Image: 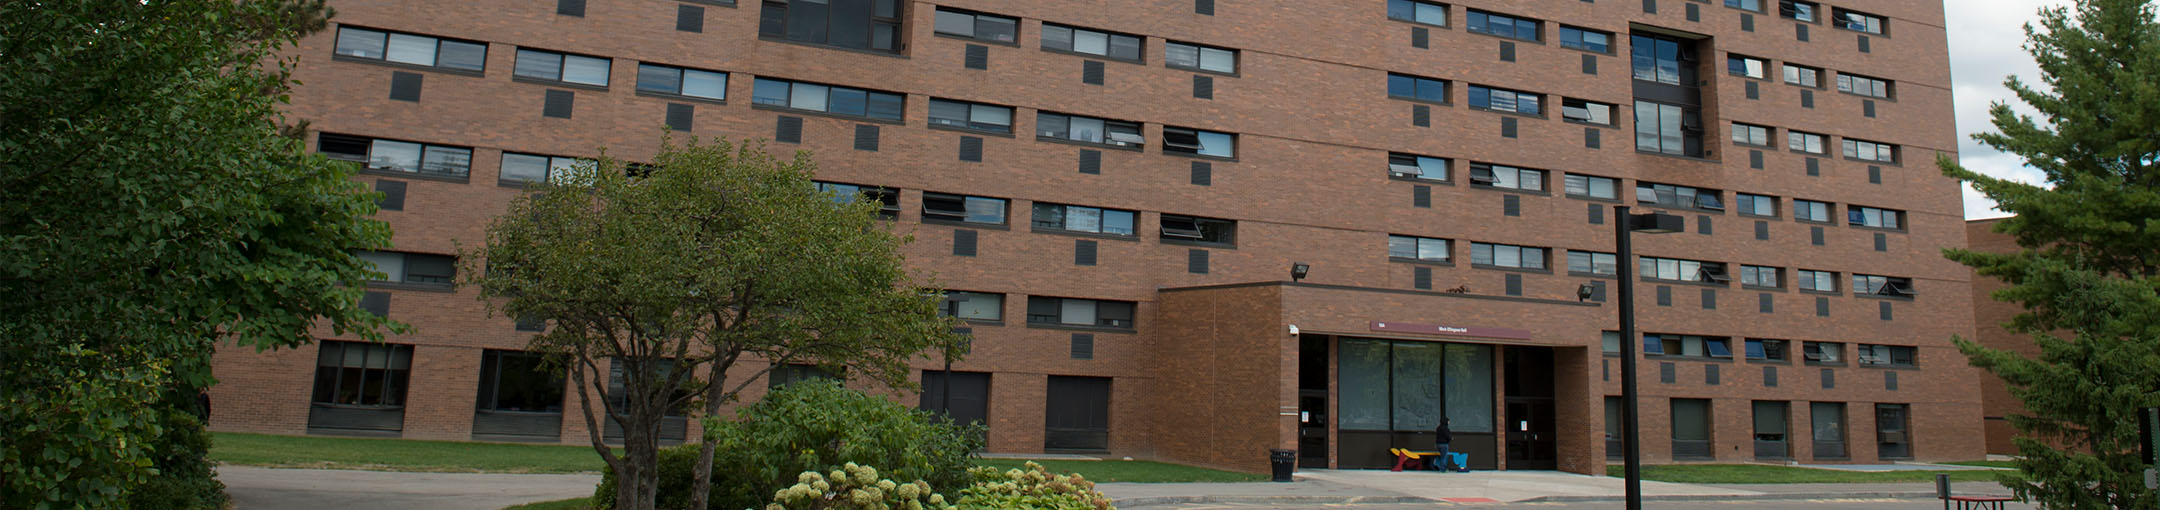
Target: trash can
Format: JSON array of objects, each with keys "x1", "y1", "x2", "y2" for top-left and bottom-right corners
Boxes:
[{"x1": 1268, "y1": 449, "x2": 1297, "y2": 482}]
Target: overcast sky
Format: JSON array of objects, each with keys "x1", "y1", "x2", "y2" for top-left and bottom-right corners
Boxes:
[{"x1": 1944, "y1": 0, "x2": 2073, "y2": 219}]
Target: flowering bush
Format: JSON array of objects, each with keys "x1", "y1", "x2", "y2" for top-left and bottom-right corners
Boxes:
[
  {"x1": 951, "y1": 462, "x2": 1114, "y2": 510},
  {"x1": 764, "y1": 462, "x2": 953, "y2": 510}
]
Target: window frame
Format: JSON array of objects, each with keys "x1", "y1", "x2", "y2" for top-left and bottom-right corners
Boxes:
[
  {"x1": 1779, "y1": 0, "x2": 1820, "y2": 22},
  {"x1": 1856, "y1": 344, "x2": 1918, "y2": 368},
  {"x1": 813, "y1": 181, "x2": 903, "y2": 219},
  {"x1": 1796, "y1": 269, "x2": 1840, "y2": 294},
  {"x1": 1467, "y1": 84, "x2": 1544, "y2": 117},
  {"x1": 1794, "y1": 199, "x2": 1836, "y2": 224},
  {"x1": 1802, "y1": 341, "x2": 1845, "y2": 366},
  {"x1": 1645, "y1": 334, "x2": 1734, "y2": 360},
  {"x1": 1031, "y1": 202, "x2": 1139, "y2": 237},
  {"x1": 1561, "y1": 98, "x2": 1617, "y2": 126},
  {"x1": 941, "y1": 290, "x2": 1006, "y2": 323},
  {"x1": 920, "y1": 192, "x2": 1008, "y2": 226},
  {"x1": 1465, "y1": 9, "x2": 1542, "y2": 42},
  {"x1": 1846, "y1": 205, "x2": 1905, "y2": 230},
  {"x1": 1564, "y1": 173, "x2": 1620, "y2": 200},
  {"x1": 1025, "y1": 296, "x2": 1137, "y2": 330},
  {"x1": 1388, "y1": 234, "x2": 1453, "y2": 264},
  {"x1": 475, "y1": 350, "x2": 567, "y2": 414},
  {"x1": 1723, "y1": 0, "x2": 1764, "y2": 12},
  {"x1": 1734, "y1": 193, "x2": 1779, "y2": 218},
  {"x1": 1164, "y1": 40, "x2": 1239, "y2": 75},
  {"x1": 1832, "y1": 7, "x2": 1888, "y2": 35},
  {"x1": 1387, "y1": 73, "x2": 1451, "y2": 105},
  {"x1": 1634, "y1": 182, "x2": 1726, "y2": 212},
  {"x1": 1035, "y1": 111, "x2": 1146, "y2": 149},
  {"x1": 931, "y1": 7, "x2": 1020, "y2": 45},
  {"x1": 1386, "y1": 0, "x2": 1450, "y2": 28},
  {"x1": 1731, "y1": 122, "x2": 1774, "y2": 148},
  {"x1": 1786, "y1": 130, "x2": 1828, "y2": 155},
  {"x1": 1040, "y1": 23, "x2": 1146, "y2": 63},
  {"x1": 312, "y1": 340, "x2": 416, "y2": 408},
  {"x1": 927, "y1": 98, "x2": 1016, "y2": 134},
  {"x1": 1835, "y1": 72, "x2": 1895, "y2": 99},
  {"x1": 1727, "y1": 54, "x2": 1768, "y2": 80},
  {"x1": 1782, "y1": 63, "x2": 1824, "y2": 88},
  {"x1": 1388, "y1": 152, "x2": 1451, "y2": 182},
  {"x1": 1567, "y1": 250, "x2": 1619, "y2": 277},
  {"x1": 634, "y1": 62, "x2": 729, "y2": 102},
  {"x1": 512, "y1": 47, "x2": 613, "y2": 88},
  {"x1": 1159, "y1": 213, "x2": 1237, "y2": 247},
  {"x1": 1637, "y1": 256, "x2": 1731, "y2": 285},
  {"x1": 758, "y1": 0, "x2": 907, "y2": 54},
  {"x1": 1469, "y1": 162, "x2": 1547, "y2": 192},
  {"x1": 1841, "y1": 138, "x2": 1900, "y2": 164},
  {"x1": 1739, "y1": 265, "x2": 1784, "y2": 289},
  {"x1": 1745, "y1": 338, "x2": 1790, "y2": 362},
  {"x1": 1558, "y1": 25, "x2": 1615, "y2": 53},
  {"x1": 750, "y1": 77, "x2": 908, "y2": 123},
  {"x1": 1161, "y1": 126, "x2": 1237, "y2": 159},
  {"x1": 331, "y1": 26, "x2": 489, "y2": 74},
  {"x1": 499, "y1": 152, "x2": 592, "y2": 186},
  {"x1": 1633, "y1": 100, "x2": 1702, "y2": 157},
  {"x1": 318, "y1": 133, "x2": 474, "y2": 182},
  {"x1": 1852, "y1": 274, "x2": 1916, "y2": 299},
  {"x1": 356, "y1": 250, "x2": 458, "y2": 290},
  {"x1": 1469, "y1": 242, "x2": 1549, "y2": 271}
]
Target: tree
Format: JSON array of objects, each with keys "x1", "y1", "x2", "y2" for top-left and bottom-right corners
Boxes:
[
  {"x1": 468, "y1": 137, "x2": 961, "y2": 510},
  {"x1": 1, "y1": 1, "x2": 398, "y2": 508},
  {"x1": 1940, "y1": 1, "x2": 2160, "y2": 508}
]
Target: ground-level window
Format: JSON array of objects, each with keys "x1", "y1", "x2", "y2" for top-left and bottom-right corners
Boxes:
[
  {"x1": 473, "y1": 350, "x2": 566, "y2": 442},
  {"x1": 1045, "y1": 376, "x2": 1111, "y2": 451},
  {"x1": 1670, "y1": 399, "x2": 1713, "y2": 459},
  {"x1": 921, "y1": 371, "x2": 991, "y2": 429},
  {"x1": 1753, "y1": 401, "x2": 1790, "y2": 459},
  {"x1": 1810, "y1": 402, "x2": 1846, "y2": 459},
  {"x1": 604, "y1": 359, "x2": 691, "y2": 443},
  {"x1": 1337, "y1": 338, "x2": 1494, "y2": 468},
  {"x1": 1875, "y1": 404, "x2": 1911, "y2": 459},
  {"x1": 309, "y1": 341, "x2": 414, "y2": 434}
]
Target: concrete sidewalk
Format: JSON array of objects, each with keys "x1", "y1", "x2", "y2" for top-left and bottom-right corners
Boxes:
[
  {"x1": 1099, "y1": 469, "x2": 2021, "y2": 508},
  {"x1": 219, "y1": 465, "x2": 600, "y2": 510}
]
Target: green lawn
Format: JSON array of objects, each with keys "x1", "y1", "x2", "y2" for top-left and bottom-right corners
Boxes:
[
  {"x1": 974, "y1": 459, "x2": 1266, "y2": 483},
  {"x1": 1606, "y1": 464, "x2": 2006, "y2": 484},
  {"x1": 504, "y1": 498, "x2": 593, "y2": 510},
  {"x1": 212, "y1": 432, "x2": 607, "y2": 473}
]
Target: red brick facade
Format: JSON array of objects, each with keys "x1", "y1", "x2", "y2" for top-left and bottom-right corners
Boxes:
[{"x1": 210, "y1": 0, "x2": 1982, "y2": 474}]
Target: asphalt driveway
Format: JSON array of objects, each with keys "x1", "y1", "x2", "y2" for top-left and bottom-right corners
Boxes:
[{"x1": 219, "y1": 466, "x2": 600, "y2": 510}]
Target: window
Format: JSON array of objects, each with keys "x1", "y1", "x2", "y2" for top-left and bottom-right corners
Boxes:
[
  {"x1": 635, "y1": 63, "x2": 728, "y2": 100},
  {"x1": 1802, "y1": 341, "x2": 1843, "y2": 364},
  {"x1": 1470, "y1": 242, "x2": 1547, "y2": 270},
  {"x1": 1388, "y1": 153, "x2": 1449, "y2": 181},
  {"x1": 921, "y1": 192, "x2": 1006, "y2": 225},
  {"x1": 1036, "y1": 112, "x2": 1145, "y2": 147},
  {"x1": 1842, "y1": 138, "x2": 1899, "y2": 163},
  {"x1": 759, "y1": 0, "x2": 905, "y2": 52},
  {"x1": 1466, "y1": 10, "x2": 1540, "y2": 42},
  {"x1": 1731, "y1": 123, "x2": 1772, "y2": 147},
  {"x1": 513, "y1": 48, "x2": 611, "y2": 87},
  {"x1": 1387, "y1": 73, "x2": 1449, "y2": 104},
  {"x1": 1639, "y1": 256, "x2": 1730, "y2": 284},
  {"x1": 813, "y1": 181, "x2": 901, "y2": 218},
  {"x1": 1857, "y1": 344, "x2": 1917, "y2": 367},
  {"x1": 1388, "y1": 235, "x2": 1451, "y2": 262},
  {"x1": 1876, "y1": 404, "x2": 1911, "y2": 459},
  {"x1": 1795, "y1": 199, "x2": 1835, "y2": 223},
  {"x1": 1786, "y1": 130, "x2": 1827, "y2": 154},
  {"x1": 319, "y1": 133, "x2": 474, "y2": 179},
  {"x1": 1852, "y1": 274, "x2": 1916, "y2": 297},
  {"x1": 1735, "y1": 193, "x2": 1777, "y2": 217},
  {"x1": 500, "y1": 153, "x2": 591, "y2": 185},
  {"x1": 1026, "y1": 297, "x2": 1136, "y2": 328},
  {"x1": 1559, "y1": 25, "x2": 1613, "y2": 53},
  {"x1": 1754, "y1": 401, "x2": 1790, "y2": 458},
  {"x1": 1727, "y1": 55, "x2": 1767, "y2": 79},
  {"x1": 1724, "y1": 0, "x2": 1763, "y2": 11},
  {"x1": 1779, "y1": 0, "x2": 1818, "y2": 22},
  {"x1": 928, "y1": 98, "x2": 1015, "y2": 133},
  {"x1": 312, "y1": 341, "x2": 414, "y2": 407},
  {"x1": 356, "y1": 251, "x2": 457, "y2": 287},
  {"x1": 1387, "y1": 0, "x2": 1448, "y2": 27},
  {"x1": 1833, "y1": 8, "x2": 1886, "y2": 35},
  {"x1": 1635, "y1": 182, "x2": 1725, "y2": 211},
  {"x1": 1633, "y1": 101, "x2": 1700, "y2": 156},
  {"x1": 1671, "y1": 398, "x2": 1712, "y2": 459},
  {"x1": 1811, "y1": 402, "x2": 1847, "y2": 459},
  {"x1": 1568, "y1": 250, "x2": 1618, "y2": 276},
  {"x1": 1836, "y1": 73, "x2": 1893, "y2": 99},
  {"x1": 1562, "y1": 98, "x2": 1616, "y2": 125},
  {"x1": 1746, "y1": 339, "x2": 1789, "y2": 361},
  {"x1": 1165, "y1": 41, "x2": 1237, "y2": 74},
  {"x1": 1604, "y1": 331, "x2": 1624, "y2": 354},
  {"x1": 1740, "y1": 265, "x2": 1783, "y2": 288},
  {"x1": 933, "y1": 7, "x2": 1017, "y2": 43},
  {"x1": 1783, "y1": 63, "x2": 1822, "y2": 87},
  {"x1": 1041, "y1": 23, "x2": 1143, "y2": 61},
  {"x1": 941, "y1": 291, "x2": 1004, "y2": 322},
  {"x1": 1162, "y1": 127, "x2": 1236, "y2": 158},
  {"x1": 1797, "y1": 269, "x2": 1838, "y2": 292},
  {"x1": 1630, "y1": 33, "x2": 1695, "y2": 85},
  {"x1": 333, "y1": 27, "x2": 487, "y2": 72},
  {"x1": 1847, "y1": 205, "x2": 1904, "y2": 229},
  {"x1": 750, "y1": 78, "x2": 906, "y2": 121},
  {"x1": 767, "y1": 364, "x2": 841, "y2": 389},
  {"x1": 1647, "y1": 334, "x2": 1733, "y2": 358},
  {"x1": 1469, "y1": 85, "x2": 1542, "y2": 115},
  {"x1": 1469, "y1": 162, "x2": 1545, "y2": 191},
  {"x1": 1032, "y1": 203, "x2": 1137, "y2": 236},
  {"x1": 1160, "y1": 214, "x2": 1236, "y2": 245},
  {"x1": 1564, "y1": 174, "x2": 1618, "y2": 199},
  {"x1": 476, "y1": 350, "x2": 565, "y2": 413},
  {"x1": 1045, "y1": 376, "x2": 1113, "y2": 451}
]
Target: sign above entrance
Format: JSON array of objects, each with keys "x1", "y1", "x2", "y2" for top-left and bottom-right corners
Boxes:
[{"x1": 1368, "y1": 321, "x2": 1533, "y2": 341}]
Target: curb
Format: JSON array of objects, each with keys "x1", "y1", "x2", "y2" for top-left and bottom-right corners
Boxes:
[
  {"x1": 1520, "y1": 491, "x2": 1943, "y2": 503},
  {"x1": 1112, "y1": 495, "x2": 1434, "y2": 508}
]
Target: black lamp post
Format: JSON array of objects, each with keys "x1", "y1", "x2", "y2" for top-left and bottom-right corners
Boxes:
[
  {"x1": 1615, "y1": 206, "x2": 1682, "y2": 510},
  {"x1": 941, "y1": 327, "x2": 973, "y2": 417}
]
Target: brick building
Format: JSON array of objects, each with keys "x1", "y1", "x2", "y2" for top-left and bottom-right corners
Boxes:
[
  {"x1": 1965, "y1": 217, "x2": 2033, "y2": 456},
  {"x1": 209, "y1": 0, "x2": 1984, "y2": 474}
]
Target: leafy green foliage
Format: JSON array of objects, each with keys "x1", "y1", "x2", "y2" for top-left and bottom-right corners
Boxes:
[
  {"x1": 125, "y1": 405, "x2": 228, "y2": 510},
  {"x1": 592, "y1": 445, "x2": 705, "y2": 510},
  {"x1": 592, "y1": 381, "x2": 982, "y2": 510},
  {"x1": 1, "y1": 0, "x2": 398, "y2": 507},
  {"x1": 470, "y1": 137, "x2": 961, "y2": 510},
  {"x1": 1938, "y1": 1, "x2": 2160, "y2": 508},
  {"x1": 952, "y1": 462, "x2": 1114, "y2": 510},
  {"x1": 765, "y1": 463, "x2": 953, "y2": 510}
]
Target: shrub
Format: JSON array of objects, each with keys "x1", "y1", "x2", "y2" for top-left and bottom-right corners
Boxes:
[
  {"x1": 763, "y1": 463, "x2": 952, "y2": 510},
  {"x1": 952, "y1": 462, "x2": 1113, "y2": 510},
  {"x1": 124, "y1": 405, "x2": 227, "y2": 510},
  {"x1": 594, "y1": 380, "x2": 982, "y2": 509}
]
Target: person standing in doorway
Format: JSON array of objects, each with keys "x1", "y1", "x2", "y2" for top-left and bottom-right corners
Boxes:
[{"x1": 1432, "y1": 417, "x2": 1453, "y2": 471}]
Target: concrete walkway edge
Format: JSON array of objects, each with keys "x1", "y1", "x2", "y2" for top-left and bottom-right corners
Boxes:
[{"x1": 1114, "y1": 491, "x2": 1949, "y2": 508}]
